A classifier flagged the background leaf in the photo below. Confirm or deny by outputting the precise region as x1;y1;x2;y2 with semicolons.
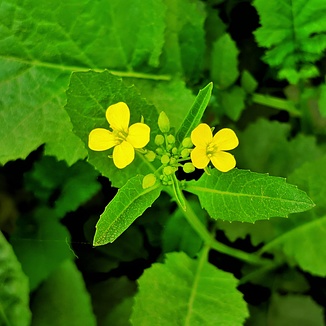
186;168;314;222
0;231;31;326
131;251;248;325
31;260;96;326
65;70;160;188
93;175;162;246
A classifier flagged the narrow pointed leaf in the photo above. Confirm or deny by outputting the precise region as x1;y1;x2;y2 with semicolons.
176;82;213;144
93;175;161;246
185;169;314;223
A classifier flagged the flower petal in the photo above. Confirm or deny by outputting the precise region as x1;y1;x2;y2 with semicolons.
88;128;118;151
210;151;236;172
127;123;150;148
113;141;135;169
190;147;210;169
212;128;239;151
191;123;213;148
106;102;130;132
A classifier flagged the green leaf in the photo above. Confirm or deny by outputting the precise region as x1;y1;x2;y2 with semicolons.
318;84;326;118
175;82;213;144
241;70;258;94
185;168;314;223
253;0;326;83
131;252;248;325
11;207;73;290
31;260;96;326
0;0;166;165
160;0;206;80
0;231;31;326
93;175;162;246
211;33;239;89
65;70;160;188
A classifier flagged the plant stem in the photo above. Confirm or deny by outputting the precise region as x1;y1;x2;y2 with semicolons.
166;187;271;266
252;93;301;116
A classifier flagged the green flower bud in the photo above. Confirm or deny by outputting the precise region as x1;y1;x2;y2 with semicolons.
142;174;157;189
156;148;164;155
166;134;175;144
182;137;193;148
155;134;165;146
181;148;190;158
163;166;175;176
144;150;156;162
183;162;195;173
161;154;170;165
158;111;170;133
169;157;177;165
172;147;178;155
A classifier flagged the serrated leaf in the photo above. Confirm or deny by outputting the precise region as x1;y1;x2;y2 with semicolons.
175;82;213;144
131;252;248;325
31;260;96;326
0;0;166;165
0;231;31;326
185;168;314;223
211;33;239;89
11;207;73;290
93;175;161;246
65;70;160;188
253;0;326;83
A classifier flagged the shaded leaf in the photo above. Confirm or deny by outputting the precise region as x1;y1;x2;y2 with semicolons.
186;168;314;223
0;231;31;326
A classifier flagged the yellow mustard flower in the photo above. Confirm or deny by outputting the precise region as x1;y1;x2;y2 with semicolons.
190;123;239;172
88;102;150;169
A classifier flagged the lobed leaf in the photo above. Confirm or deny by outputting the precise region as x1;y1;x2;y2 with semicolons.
131;252;248;325
185;168;314;223
93;175;162;246
0;231;31;326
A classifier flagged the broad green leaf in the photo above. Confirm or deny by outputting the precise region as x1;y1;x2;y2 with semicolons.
241;70;258;94
218;85;246;121
211;33;239;89
318;84;326;118
11;207;73;290
0;0;166;165
93;175;162;246
235;119;323;177
175;82;213;144
160;0;206;80
65;70;160;188
131;252;248;325
124;79;196;132
0;231;31;326
88;277;136;326
253;0;326;84
259;156;326;276
31;260;96;326
185;168;314;223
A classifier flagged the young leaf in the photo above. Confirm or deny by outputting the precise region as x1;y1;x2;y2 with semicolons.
211;33;239;89
93;175;161;246
185;168;314;223
65;70;160;188
175;82;213;144
131;252;248;325
253;0;326;84
31;260;96;326
0;231;31;326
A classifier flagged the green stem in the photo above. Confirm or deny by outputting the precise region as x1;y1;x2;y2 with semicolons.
166;187;271;266
252;93;301;116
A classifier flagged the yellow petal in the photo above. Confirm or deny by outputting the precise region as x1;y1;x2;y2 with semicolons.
113;141;135;169
88;128;118;151
210;151;236;172
212;128;239;151
127;123;150;148
106;102;130;132
190;147;210;169
191;123;213;148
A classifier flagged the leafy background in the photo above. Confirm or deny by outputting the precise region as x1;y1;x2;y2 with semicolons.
1;0;326;325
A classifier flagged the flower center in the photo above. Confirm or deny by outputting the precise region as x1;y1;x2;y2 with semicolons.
206;142;218;158
114;129;129;143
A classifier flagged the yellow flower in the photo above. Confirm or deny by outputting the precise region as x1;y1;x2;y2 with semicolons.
88;102;150;169
190;123;238;172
